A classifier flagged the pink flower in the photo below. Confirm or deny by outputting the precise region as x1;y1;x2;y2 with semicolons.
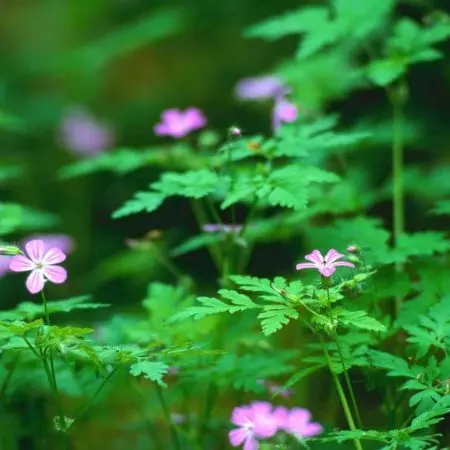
273;407;323;438
154;108;206;138
0;235;74;279
272;97;298;131
229;402;278;450
9;240;67;294
59;107;114;156
296;249;355;277
235;76;286;100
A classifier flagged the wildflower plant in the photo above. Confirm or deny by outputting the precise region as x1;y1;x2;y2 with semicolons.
3;0;450;448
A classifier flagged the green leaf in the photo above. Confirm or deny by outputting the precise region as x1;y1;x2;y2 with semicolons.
368;350;419;379
112;192;165;219
430;200;450;215
282;364;325;390
129;361;169;387
53;9;183;72
171;233;224;257
152;170;219;198
170;292;260;322
257;305;299;335
0;203;58;236
0;296;109;321
337;309;387;332
59;149;158;179
367;59;406;86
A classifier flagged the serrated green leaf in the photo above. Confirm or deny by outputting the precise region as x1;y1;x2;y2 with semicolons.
257;305;299;335
129;361;169;387
112;192;165;219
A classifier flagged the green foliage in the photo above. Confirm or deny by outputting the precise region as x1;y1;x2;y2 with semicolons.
247;0;395;59
0;203;58;236
0;296;109;321
129;361;169;387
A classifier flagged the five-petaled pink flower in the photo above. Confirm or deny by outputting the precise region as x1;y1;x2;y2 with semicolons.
154;108;206;138
296;249;355;277
229;402;278;450
9;240;67;294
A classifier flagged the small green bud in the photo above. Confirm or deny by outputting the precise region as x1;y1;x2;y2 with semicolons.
0;244;23;256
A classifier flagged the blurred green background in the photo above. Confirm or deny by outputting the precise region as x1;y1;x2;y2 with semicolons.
3;0;450;448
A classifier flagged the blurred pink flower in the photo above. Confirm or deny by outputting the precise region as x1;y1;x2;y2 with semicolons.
272;97;298;131
273;406;323;438
9;240;67;294
235;76;286;100
154;108;206;138
59;107;114;156
296;249;355;277
229;402;278;450
202;223;243;234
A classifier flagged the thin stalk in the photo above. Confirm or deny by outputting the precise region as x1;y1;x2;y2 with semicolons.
388;83;407;316
320;336;363;450
155;384;181;450
72;365;119;424
190;199;222;270
0;354;20;399
198;382;218;444
325;289;363;429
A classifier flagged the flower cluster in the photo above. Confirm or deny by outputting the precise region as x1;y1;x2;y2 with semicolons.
229;402;322;450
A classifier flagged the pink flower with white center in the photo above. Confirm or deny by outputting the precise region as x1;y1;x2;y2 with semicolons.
229;402;278;450
154;108;206;138
9;240;67;294
273;406;323;439
296;249;355;277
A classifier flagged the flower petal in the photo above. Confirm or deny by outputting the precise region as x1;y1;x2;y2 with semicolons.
319;266;336;277
43;265;67;284
26;269;45;294
302;422;323;437
42;248;66;265
229;428;249;447
25;240;45;263
324;249;344;264
184;108;206;130
333;261;355;268
295;262;318;271
304;250;324;264
9;255;35;272
243;436;259;450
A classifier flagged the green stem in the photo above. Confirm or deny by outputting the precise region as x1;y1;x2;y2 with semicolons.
388;83;406;316
320;336;363;450
0;354;20;399
72;365;119;424
190;199;222;270
325;288;363;430
198;382;218;445
155;384;181;450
